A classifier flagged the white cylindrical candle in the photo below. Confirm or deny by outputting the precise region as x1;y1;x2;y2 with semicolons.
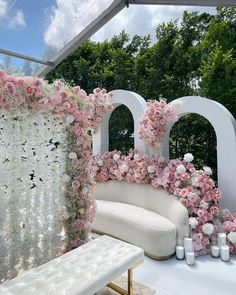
186;252;195;265
220;245;230;261
184;238;193;253
176;246;184;260
218;233;226;247
211;245;220;258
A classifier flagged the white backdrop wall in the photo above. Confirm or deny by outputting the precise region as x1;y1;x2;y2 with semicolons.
0;109;68;282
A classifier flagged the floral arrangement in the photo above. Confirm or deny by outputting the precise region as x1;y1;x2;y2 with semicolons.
92;150;236;255
0;70;112;281
138;98;178;148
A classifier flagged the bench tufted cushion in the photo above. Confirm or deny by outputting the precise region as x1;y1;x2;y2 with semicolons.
1;236;144;295
93;200;176;257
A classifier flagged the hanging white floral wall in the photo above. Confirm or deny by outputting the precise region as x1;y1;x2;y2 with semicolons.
0;70;112;282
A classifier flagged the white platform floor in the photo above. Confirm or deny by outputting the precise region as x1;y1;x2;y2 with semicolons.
132;255;236;295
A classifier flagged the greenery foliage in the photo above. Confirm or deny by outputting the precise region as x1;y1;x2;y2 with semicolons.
46;8;236;180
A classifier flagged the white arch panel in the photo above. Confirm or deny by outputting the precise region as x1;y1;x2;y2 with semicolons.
163;96;236;210
93;89;147;155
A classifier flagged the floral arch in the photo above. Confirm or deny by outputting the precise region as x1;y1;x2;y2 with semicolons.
92;89;148;155
163;96;236;211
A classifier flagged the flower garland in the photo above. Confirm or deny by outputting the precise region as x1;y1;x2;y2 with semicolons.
138;98;178;148
0;70;112;253
92;150;236;255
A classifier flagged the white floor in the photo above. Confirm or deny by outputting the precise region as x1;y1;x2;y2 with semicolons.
132;255;236;295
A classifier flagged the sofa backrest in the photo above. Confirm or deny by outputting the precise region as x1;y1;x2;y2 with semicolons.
94;180;189;244
95;180;178;216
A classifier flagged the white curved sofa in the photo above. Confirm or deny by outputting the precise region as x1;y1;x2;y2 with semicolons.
93;180;189;259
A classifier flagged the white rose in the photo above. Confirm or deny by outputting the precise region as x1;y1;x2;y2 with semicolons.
189;217;198;229
202;223;214;235
176;164;186;174
69;152;77;160
66;115;74;124
97;159;103;167
200;199;209;210
147;165;155;173
133;153;140;160
120;164;129;173
184;153;194;162
191;176;199;187
79;208;85;215
82;186;89;195
227;232;236;244
113;154;120;161
175;180;181;187
63;174;71;182
203;166;212;176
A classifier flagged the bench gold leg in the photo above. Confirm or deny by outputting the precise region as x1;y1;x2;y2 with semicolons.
107;259;143;295
128;268;133;295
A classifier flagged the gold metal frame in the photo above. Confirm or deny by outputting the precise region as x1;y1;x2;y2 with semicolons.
107;260;144;295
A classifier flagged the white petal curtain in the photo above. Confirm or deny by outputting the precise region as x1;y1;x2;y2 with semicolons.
0;109;68;282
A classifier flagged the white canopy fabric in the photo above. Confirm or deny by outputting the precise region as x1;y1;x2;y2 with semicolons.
0;0;235;76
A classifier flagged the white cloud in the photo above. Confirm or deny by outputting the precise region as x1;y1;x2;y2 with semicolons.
0;0;7;19
44;0;112;49
93;5;216;43
44;1;216;48
9;10;26;28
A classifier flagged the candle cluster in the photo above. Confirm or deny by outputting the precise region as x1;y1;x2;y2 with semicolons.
176;238;195;265
211;233;230;261
176;232;231;264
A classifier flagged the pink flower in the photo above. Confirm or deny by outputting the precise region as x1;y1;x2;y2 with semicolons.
179;188;189;197
5;82;16;96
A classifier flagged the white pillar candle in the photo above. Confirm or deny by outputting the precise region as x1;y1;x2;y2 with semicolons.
184;238;193;253
176;246;185;260
186;252;195;265
220;245;230;261
218;233;226;247
211;245;220;258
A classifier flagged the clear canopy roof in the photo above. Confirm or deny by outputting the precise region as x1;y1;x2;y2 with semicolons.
0;0;235;76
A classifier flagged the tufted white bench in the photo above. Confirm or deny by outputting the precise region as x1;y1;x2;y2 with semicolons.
93;181;189;259
0;235;144;295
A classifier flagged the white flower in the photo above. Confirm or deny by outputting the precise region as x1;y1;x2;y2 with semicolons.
184;153;194;162
113;154;120;161
189;217;198;229
133;153;140;160
62;174;71;182
191;176;199;187
200;199;209;210
82;186;89;195
66;115;74;124
175;181;181;187
147;165;155;173
62;209;70;220
97;159;103;167
176;164;186;174
79;208;84;215
202;223;214;235
69;152;77;160
203;166;212;176
120;164;129;173
227;232;236;244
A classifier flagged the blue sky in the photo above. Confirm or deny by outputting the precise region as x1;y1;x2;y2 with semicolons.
0;0;216;73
